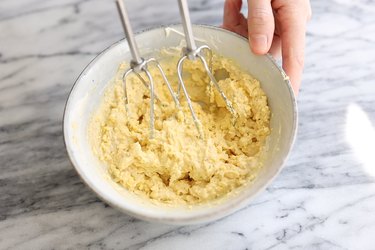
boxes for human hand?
[222,0,311,94]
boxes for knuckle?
[297,54,305,68]
[290,53,305,68]
[250,7,273,25]
[277,1,312,22]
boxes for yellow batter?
[89,51,270,205]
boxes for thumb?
[247,0,274,54]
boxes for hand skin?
[222,0,312,95]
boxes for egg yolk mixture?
[89,51,270,205]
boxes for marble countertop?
[1,0,375,249]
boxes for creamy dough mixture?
[89,51,270,205]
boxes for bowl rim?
[63,24,298,224]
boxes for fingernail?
[250,35,267,53]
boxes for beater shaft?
[116,0,143,66]
[177,0,197,56]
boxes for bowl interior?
[64,25,297,224]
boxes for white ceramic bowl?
[63,25,297,225]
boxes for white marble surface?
[1,0,375,249]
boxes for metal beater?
[176,0,236,138]
[115,0,180,139]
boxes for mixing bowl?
[63,24,297,225]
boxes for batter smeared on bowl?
[89,51,270,205]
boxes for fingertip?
[249,34,269,54]
[282,49,304,96]
[284,66,302,96]
[291,80,300,96]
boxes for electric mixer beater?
[116,0,236,139]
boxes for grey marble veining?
[1,0,375,249]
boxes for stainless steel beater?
[176,0,236,138]
[116,0,180,139]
